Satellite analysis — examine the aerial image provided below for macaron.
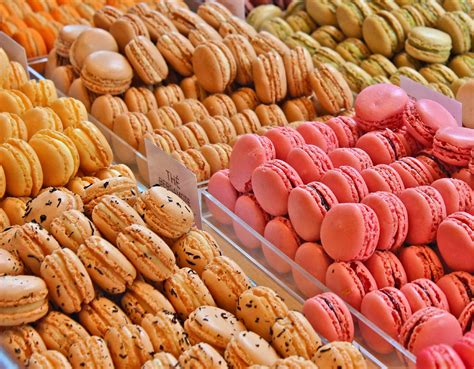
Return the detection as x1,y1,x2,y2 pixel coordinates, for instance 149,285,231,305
180,342,228,369
109,13,149,51
335,37,372,64
188,22,223,46
360,287,412,354
262,216,301,274
93,5,124,31
197,2,232,29
454,331,474,368
437,272,474,318
264,127,305,160
68,336,115,369
398,245,444,282
416,149,454,181
28,350,72,369
311,25,345,49
255,104,287,127
405,26,452,63
329,148,373,172
306,0,339,26
0,248,24,276
251,31,291,57
390,157,434,188
236,286,289,341
0,325,46,367
417,344,466,369
223,34,257,86
310,64,353,115
432,178,473,215
336,0,372,38
283,46,313,98
202,94,238,118
260,17,294,40
362,11,405,58
360,54,398,77
458,301,474,333
325,261,377,309
296,121,339,153
231,109,262,134
0,275,49,326
141,10,178,41
141,311,190,357
399,307,462,355
283,97,317,123
252,159,303,216
340,62,374,93
231,87,260,112
436,11,472,55
0,89,32,116
157,32,195,77
173,98,210,123
312,342,366,369
433,127,474,167
247,4,282,30
437,212,474,273
401,278,449,313
287,145,334,185
50,97,88,130
154,84,185,108
252,51,288,104
284,31,321,55
207,169,238,225
325,116,361,148
225,331,280,368
321,166,369,203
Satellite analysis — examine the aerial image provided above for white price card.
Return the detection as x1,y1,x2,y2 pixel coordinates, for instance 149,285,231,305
400,76,462,126
145,139,202,228
0,32,28,72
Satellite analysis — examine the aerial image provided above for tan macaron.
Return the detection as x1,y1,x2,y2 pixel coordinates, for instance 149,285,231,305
0,325,46,367
68,336,115,369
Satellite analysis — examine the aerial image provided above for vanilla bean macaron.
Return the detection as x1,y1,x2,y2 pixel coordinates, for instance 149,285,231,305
179,343,228,369
28,350,72,369
0,325,46,367
68,335,115,369
225,331,280,368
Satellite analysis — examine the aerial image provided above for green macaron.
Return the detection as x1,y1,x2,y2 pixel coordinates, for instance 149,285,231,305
392,5,426,34
405,26,452,63
413,0,446,27
341,62,373,92
449,53,474,77
260,17,295,41
285,31,321,55
286,10,317,33
362,10,405,58
312,46,347,69
436,11,473,55
419,63,459,85
360,54,398,77
247,5,283,31
335,0,373,38
390,66,429,85
429,82,455,97
311,25,346,49
335,38,371,64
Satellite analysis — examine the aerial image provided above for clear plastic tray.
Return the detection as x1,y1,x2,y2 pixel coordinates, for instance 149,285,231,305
200,189,417,368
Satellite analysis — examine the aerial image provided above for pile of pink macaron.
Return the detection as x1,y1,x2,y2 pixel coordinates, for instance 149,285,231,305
207,83,474,367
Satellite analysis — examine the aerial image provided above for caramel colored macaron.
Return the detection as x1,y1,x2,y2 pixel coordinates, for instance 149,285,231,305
225,331,280,368
200,115,237,145
69,336,115,369
124,87,158,114
252,51,288,104
110,13,150,52
199,143,232,175
0,248,24,276
147,106,182,130
173,99,210,123
255,104,288,127
231,109,262,134
181,75,209,101
180,343,228,369
203,94,237,118
20,79,57,107
142,10,178,41
223,34,257,86
90,94,128,129
50,97,88,129
192,40,237,94
188,22,223,47
283,97,317,123
0,89,32,116
197,2,232,29
157,32,195,77
251,31,291,57
0,112,27,143
28,350,72,369
143,353,180,369
22,107,63,139
0,325,46,367
284,46,313,98
121,280,175,324
231,87,260,112
172,122,210,149
154,84,185,107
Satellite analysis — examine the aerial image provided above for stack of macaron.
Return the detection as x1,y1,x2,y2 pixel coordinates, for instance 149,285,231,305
43,0,359,182
0,169,369,368
247,0,474,126
0,0,156,59
207,82,474,364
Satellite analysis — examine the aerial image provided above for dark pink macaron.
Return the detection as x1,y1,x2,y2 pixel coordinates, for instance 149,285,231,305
296,121,339,153
303,292,355,342
454,331,474,368
325,116,361,148
325,261,378,310
262,216,301,274
251,159,303,216
437,272,474,318
292,242,333,298
355,83,408,131
437,212,474,273
403,98,458,147
399,185,447,244
390,157,434,188
321,166,369,203
233,193,271,250
361,164,405,195
286,144,333,184
417,344,466,369
400,278,450,313
328,147,373,172
288,181,338,242
416,149,456,181
432,178,473,215
458,301,474,334
433,126,474,167
398,245,445,282
321,203,379,262
229,134,275,193
361,191,408,251
207,169,239,225
399,306,463,355
364,250,407,289
356,129,407,165
360,287,412,354
264,126,305,160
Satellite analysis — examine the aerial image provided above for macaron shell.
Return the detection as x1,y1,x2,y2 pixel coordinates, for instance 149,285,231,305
454,331,474,368
401,279,450,313
417,344,466,369
207,169,238,225
286,145,334,184
437,272,474,318
364,250,407,289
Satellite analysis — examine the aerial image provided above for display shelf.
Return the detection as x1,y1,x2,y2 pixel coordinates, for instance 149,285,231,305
200,189,417,369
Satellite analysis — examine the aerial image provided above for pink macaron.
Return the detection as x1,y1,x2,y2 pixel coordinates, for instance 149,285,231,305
398,245,445,282
286,144,333,184
361,164,405,195
321,166,369,203
458,301,474,334
288,182,338,242
453,168,474,190
296,121,339,153
400,278,450,313
207,169,239,225
355,84,408,131
390,157,434,188
328,148,373,172
399,185,447,244
251,159,303,216
262,216,301,274
233,193,271,250
416,149,454,181
454,331,474,368
264,126,305,160
229,134,275,193
356,129,407,165
360,287,412,354
433,126,474,166
303,292,355,342
437,272,474,318
321,203,379,262
361,192,408,251
326,116,361,148
417,344,466,369
399,306,463,355
325,261,377,310
437,211,474,273
403,98,458,147
364,250,407,289
292,242,333,298
432,178,473,215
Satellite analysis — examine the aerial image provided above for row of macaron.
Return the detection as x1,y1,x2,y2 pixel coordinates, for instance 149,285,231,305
246,0,474,100
0,182,368,369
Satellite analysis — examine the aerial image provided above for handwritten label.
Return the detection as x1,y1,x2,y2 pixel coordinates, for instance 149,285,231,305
0,32,28,72
145,139,202,228
400,76,462,126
